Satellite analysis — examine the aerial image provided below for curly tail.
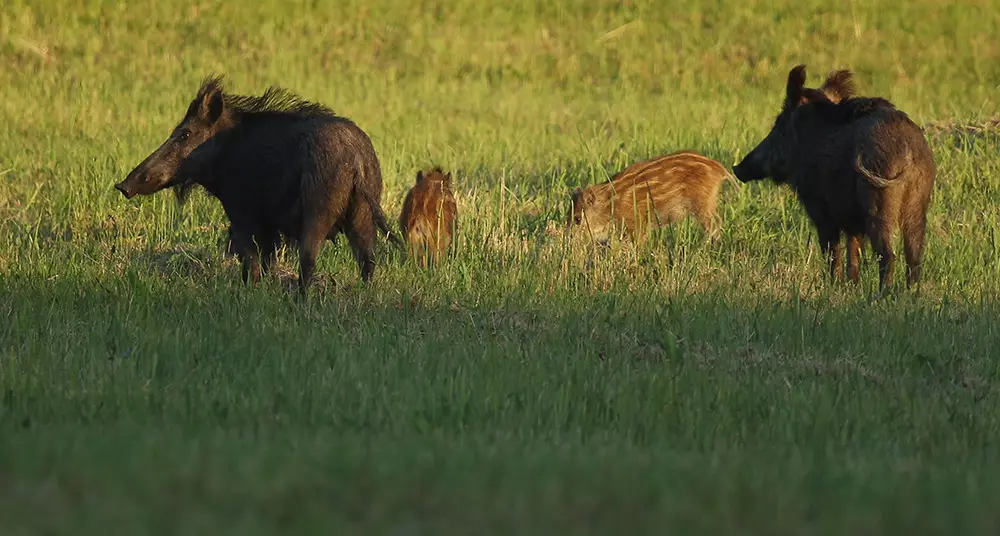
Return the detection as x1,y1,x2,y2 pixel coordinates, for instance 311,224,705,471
855,151,907,188
722,169,741,189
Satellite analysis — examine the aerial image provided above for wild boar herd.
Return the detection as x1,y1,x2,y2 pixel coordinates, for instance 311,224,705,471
115,64,937,297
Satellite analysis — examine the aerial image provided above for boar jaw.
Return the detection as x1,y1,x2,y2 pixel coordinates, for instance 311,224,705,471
116,147,179,198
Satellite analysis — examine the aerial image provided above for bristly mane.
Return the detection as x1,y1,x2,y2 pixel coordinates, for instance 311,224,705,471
839,97,897,117
173,76,336,205
197,75,336,120
813,96,898,124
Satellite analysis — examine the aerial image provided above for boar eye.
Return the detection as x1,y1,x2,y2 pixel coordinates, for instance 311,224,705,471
574,216,581,225
177,131,190,142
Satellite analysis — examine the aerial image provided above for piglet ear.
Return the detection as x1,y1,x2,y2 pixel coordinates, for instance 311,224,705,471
584,189,597,204
444,172,452,186
820,69,854,103
415,170,424,184
784,64,807,109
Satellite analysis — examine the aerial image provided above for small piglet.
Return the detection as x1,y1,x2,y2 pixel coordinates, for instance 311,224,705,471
568,150,735,244
398,167,458,267
733,65,936,292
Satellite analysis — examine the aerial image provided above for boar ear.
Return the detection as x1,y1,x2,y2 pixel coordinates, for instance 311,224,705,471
820,69,854,103
784,64,807,109
199,86,224,125
444,172,452,186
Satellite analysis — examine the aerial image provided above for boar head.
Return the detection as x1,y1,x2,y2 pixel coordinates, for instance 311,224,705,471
115,77,229,199
733,65,855,184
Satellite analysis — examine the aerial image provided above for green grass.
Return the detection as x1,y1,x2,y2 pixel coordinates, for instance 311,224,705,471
2,0,1000,533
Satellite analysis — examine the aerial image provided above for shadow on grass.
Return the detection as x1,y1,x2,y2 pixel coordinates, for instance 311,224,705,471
1,273,999,534
2,269,998,419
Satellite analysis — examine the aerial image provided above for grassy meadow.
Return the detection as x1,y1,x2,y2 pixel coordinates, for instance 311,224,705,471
2,0,1000,533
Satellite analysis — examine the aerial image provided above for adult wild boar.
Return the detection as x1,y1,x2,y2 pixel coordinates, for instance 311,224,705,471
115,75,398,294
733,65,936,292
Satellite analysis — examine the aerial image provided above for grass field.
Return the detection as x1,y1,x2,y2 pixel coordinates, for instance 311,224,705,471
2,0,1000,533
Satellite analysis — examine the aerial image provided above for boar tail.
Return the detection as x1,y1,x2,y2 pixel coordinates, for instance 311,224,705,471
855,152,904,188
362,190,404,248
723,170,742,189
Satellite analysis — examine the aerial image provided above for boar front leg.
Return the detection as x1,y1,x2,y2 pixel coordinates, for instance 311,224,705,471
255,229,281,277
817,227,843,282
229,226,262,285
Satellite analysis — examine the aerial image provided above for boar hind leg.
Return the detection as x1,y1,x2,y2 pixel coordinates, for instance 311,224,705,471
902,211,927,289
296,224,328,296
866,218,896,293
846,235,864,283
346,199,377,282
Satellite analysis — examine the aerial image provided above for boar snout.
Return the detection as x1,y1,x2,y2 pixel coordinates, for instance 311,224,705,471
733,159,761,183
113,181,135,199
115,164,151,199
117,151,179,200
733,146,770,183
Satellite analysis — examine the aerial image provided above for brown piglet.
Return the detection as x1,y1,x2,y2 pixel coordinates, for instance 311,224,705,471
568,150,736,244
399,167,458,267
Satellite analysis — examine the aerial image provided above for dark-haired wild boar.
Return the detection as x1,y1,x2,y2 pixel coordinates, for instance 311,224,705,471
398,167,458,268
733,65,936,292
115,75,399,295
568,150,736,244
